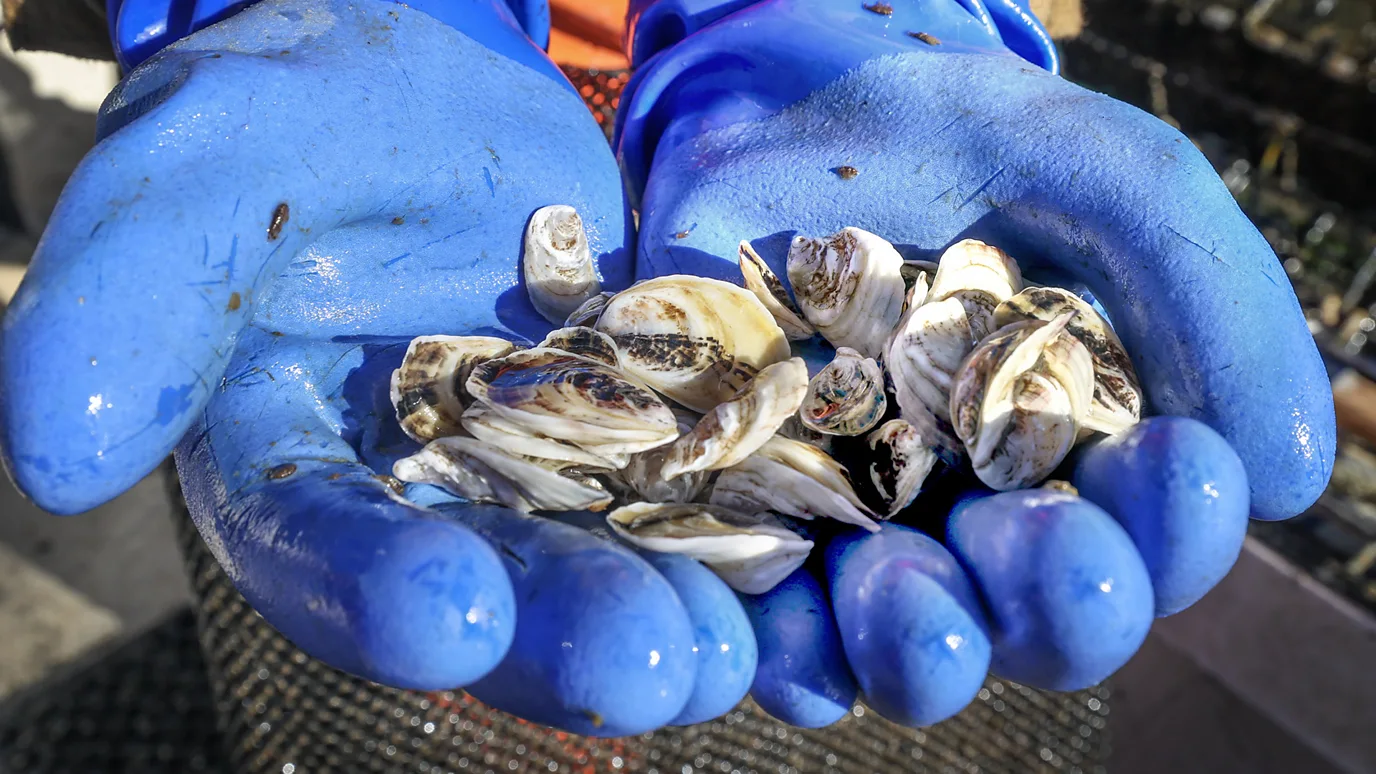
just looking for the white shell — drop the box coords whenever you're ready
[799,347,887,436]
[466,347,679,455]
[461,403,627,469]
[524,205,601,324]
[661,358,809,479]
[883,296,973,457]
[538,326,620,368]
[595,275,791,412]
[993,287,1142,436]
[949,313,1095,491]
[928,240,1023,341]
[390,336,517,443]
[710,436,881,533]
[738,241,816,340]
[394,436,613,513]
[607,410,712,503]
[787,227,906,358]
[606,502,813,595]
[867,419,937,518]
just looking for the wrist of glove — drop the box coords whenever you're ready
[103,0,556,70]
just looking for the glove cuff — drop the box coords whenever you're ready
[106,0,552,70]
[624,0,1057,70]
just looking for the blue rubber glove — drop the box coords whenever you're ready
[0,0,760,736]
[615,0,1334,724]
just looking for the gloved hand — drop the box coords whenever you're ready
[616,0,1334,726]
[0,0,762,737]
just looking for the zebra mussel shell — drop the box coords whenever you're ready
[595,275,791,412]
[524,205,601,324]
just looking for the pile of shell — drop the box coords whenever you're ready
[389,206,1143,595]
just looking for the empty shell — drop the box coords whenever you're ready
[994,286,1142,436]
[606,410,713,504]
[883,296,974,458]
[466,347,679,455]
[524,205,601,324]
[799,347,887,436]
[710,436,881,532]
[867,419,938,518]
[739,241,816,340]
[787,227,907,358]
[390,335,518,443]
[661,358,809,479]
[595,275,791,412]
[461,403,627,469]
[606,502,813,594]
[949,313,1095,491]
[927,240,1023,341]
[393,436,614,513]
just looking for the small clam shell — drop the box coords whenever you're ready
[606,410,713,503]
[393,436,614,513]
[867,419,937,518]
[390,335,517,443]
[883,296,973,457]
[563,291,614,329]
[466,347,679,454]
[710,436,881,532]
[949,313,1095,491]
[595,275,791,412]
[738,241,816,340]
[461,403,627,469]
[606,502,813,595]
[538,326,620,368]
[993,287,1142,436]
[524,205,601,324]
[799,347,887,437]
[661,358,809,479]
[928,240,1023,341]
[787,227,906,358]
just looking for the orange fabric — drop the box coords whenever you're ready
[547,0,630,68]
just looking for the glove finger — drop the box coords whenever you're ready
[739,567,857,728]
[945,488,1154,691]
[825,524,991,727]
[452,507,699,737]
[176,368,517,690]
[515,510,758,728]
[640,551,758,726]
[1071,416,1250,617]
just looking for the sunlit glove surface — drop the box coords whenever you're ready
[616,0,1334,726]
[0,0,759,737]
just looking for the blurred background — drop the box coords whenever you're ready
[0,0,1373,772]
